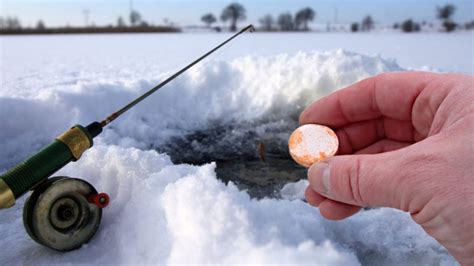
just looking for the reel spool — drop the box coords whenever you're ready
[23,177,109,251]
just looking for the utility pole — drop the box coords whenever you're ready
[83,9,90,27]
[129,0,134,26]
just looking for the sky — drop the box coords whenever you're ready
[1,0,473,28]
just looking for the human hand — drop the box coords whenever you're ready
[299,72,474,264]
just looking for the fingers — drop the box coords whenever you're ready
[299,72,435,127]
[305,186,324,206]
[305,186,361,220]
[301,72,441,219]
[355,139,410,155]
[318,199,361,220]
[307,150,408,209]
[335,118,415,154]
[335,119,384,154]
[305,140,409,219]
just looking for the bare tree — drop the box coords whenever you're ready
[0,17,5,29]
[466,21,474,30]
[437,4,457,32]
[277,12,294,31]
[259,14,274,31]
[36,20,46,30]
[130,10,141,26]
[361,15,374,31]
[295,7,316,31]
[401,19,420,32]
[117,16,126,27]
[351,22,359,32]
[201,13,217,28]
[221,3,246,31]
[441,20,457,32]
[5,16,21,29]
[437,4,455,20]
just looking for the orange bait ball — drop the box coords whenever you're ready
[288,124,339,168]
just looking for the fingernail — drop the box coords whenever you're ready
[308,162,331,194]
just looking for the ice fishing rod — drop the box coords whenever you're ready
[101,24,255,127]
[0,24,254,252]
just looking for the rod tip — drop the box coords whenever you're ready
[242,24,255,33]
[248,24,256,32]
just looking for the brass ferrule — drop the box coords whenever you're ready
[56,126,92,161]
[0,179,15,209]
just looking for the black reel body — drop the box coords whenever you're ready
[23,177,107,251]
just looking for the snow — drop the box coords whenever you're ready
[1,32,470,264]
[0,146,453,265]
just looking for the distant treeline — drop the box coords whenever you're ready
[0,26,180,35]
[351,4,471,33]
[205,2,473,33]
[0,8,180,35]
[1,2,473,35]
[201,4,316,32]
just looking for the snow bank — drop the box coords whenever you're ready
[0,50,400,166]
[0,50,456,264]
[0,145,454,265]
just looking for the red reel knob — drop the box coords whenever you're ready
[88,193,110,208]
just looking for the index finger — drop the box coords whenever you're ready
[299,71,435,127]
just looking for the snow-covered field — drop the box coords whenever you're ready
[1,32,472,265]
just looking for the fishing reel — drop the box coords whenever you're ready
[23,176,109,251]
[0,123,109,251]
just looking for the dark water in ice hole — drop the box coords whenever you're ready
[157,121,307,198]
[215,157,307,198]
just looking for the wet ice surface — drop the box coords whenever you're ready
[216,157,307,198]
[157,120,303,198]
[1,33,470,264]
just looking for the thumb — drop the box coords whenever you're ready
[307,150,410,209]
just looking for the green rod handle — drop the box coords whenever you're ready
[1,140,74,198]
[0,122,101,209]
